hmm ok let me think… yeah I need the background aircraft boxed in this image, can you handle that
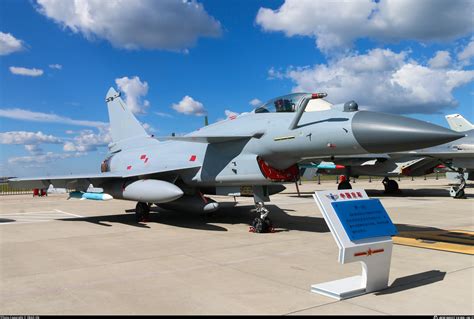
[303,114,473,198]
[9,89,463,232]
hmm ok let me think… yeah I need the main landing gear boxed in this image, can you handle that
[135,202,150,222]
[382,177,400,194]
[449,170,467,199]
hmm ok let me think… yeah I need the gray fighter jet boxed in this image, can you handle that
[305,114,473,198]
[9,89,463,232]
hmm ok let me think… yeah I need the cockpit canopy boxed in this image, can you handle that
[254,93,307,113]
[254,93,333,113]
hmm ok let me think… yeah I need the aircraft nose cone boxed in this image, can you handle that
[352,111,464,153]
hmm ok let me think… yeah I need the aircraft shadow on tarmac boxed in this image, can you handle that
[58,201,464,235]
[0,218,15,223]
[366,188,473,198]
[59,202,331,233]
[375,270,446,296]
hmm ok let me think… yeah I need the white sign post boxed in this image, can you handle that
[311,189,396,300]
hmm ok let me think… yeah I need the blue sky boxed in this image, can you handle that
[0,0,473,177]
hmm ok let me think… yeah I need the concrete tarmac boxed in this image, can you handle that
[1,178,473,315]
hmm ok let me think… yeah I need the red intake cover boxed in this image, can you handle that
[257,157,299,182]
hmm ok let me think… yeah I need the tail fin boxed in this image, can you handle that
[106,87,148,143]
[445,114,474,132]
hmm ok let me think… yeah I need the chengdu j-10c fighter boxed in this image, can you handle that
[9,89,463,232]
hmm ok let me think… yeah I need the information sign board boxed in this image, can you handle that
[331,199,398,241]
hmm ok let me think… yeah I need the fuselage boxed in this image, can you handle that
[104,108,366,187]
[103,103,465,187]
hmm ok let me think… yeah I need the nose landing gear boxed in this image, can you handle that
[249,186,274,233]
[250,202,274,233]
[449,170,467,199]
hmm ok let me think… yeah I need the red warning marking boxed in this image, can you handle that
[144,158,148,164]
[356,192,362,198]
[345,192,352,199]
[140,154,146,160]
[189,155,197,162]
[127,165,132,170]
[354,251,367,257]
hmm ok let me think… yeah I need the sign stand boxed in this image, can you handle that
[311,189,397,300]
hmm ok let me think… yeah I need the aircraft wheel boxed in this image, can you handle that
[251,217,273,233]
[384,179,399,193]
[135,202,150,222]
[338,181,352,190]
[454,188,465,199]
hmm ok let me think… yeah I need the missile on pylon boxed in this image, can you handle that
[68,191,113,201]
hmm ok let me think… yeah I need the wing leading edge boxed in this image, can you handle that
[8,165,201,190]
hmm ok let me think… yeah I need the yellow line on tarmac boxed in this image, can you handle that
[393,230,474,255]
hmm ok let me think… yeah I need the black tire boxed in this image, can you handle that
[338,181,352,190]
[253,218,264,233]
[264,217,273,230]
[384,180,399,193]
[135,210,144,222]
[135,202,150,222]
[252,217,272,233]
[388,180,399,190]
[455,189,465,199]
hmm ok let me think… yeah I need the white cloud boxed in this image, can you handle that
[63,128,111,152]
[0,131,62,145]
[36,0,222,51]
[172,95,207,116]
[115,76,150,114]
[256,0,473,52]
[267,67,284,80]
[0,32,25,55]
[282,48,474,114]
[458,39,474,64]
[249,98,262,107]
[49,64,62,69]
[9,66,44,77]
[154,112,173,118]
[428,51,451,69]
[24,144,44,155]
[8,151,85,165]
[0,108,107,128]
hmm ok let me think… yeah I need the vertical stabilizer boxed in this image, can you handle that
[106,87,148,143]
[446,114,474,132]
